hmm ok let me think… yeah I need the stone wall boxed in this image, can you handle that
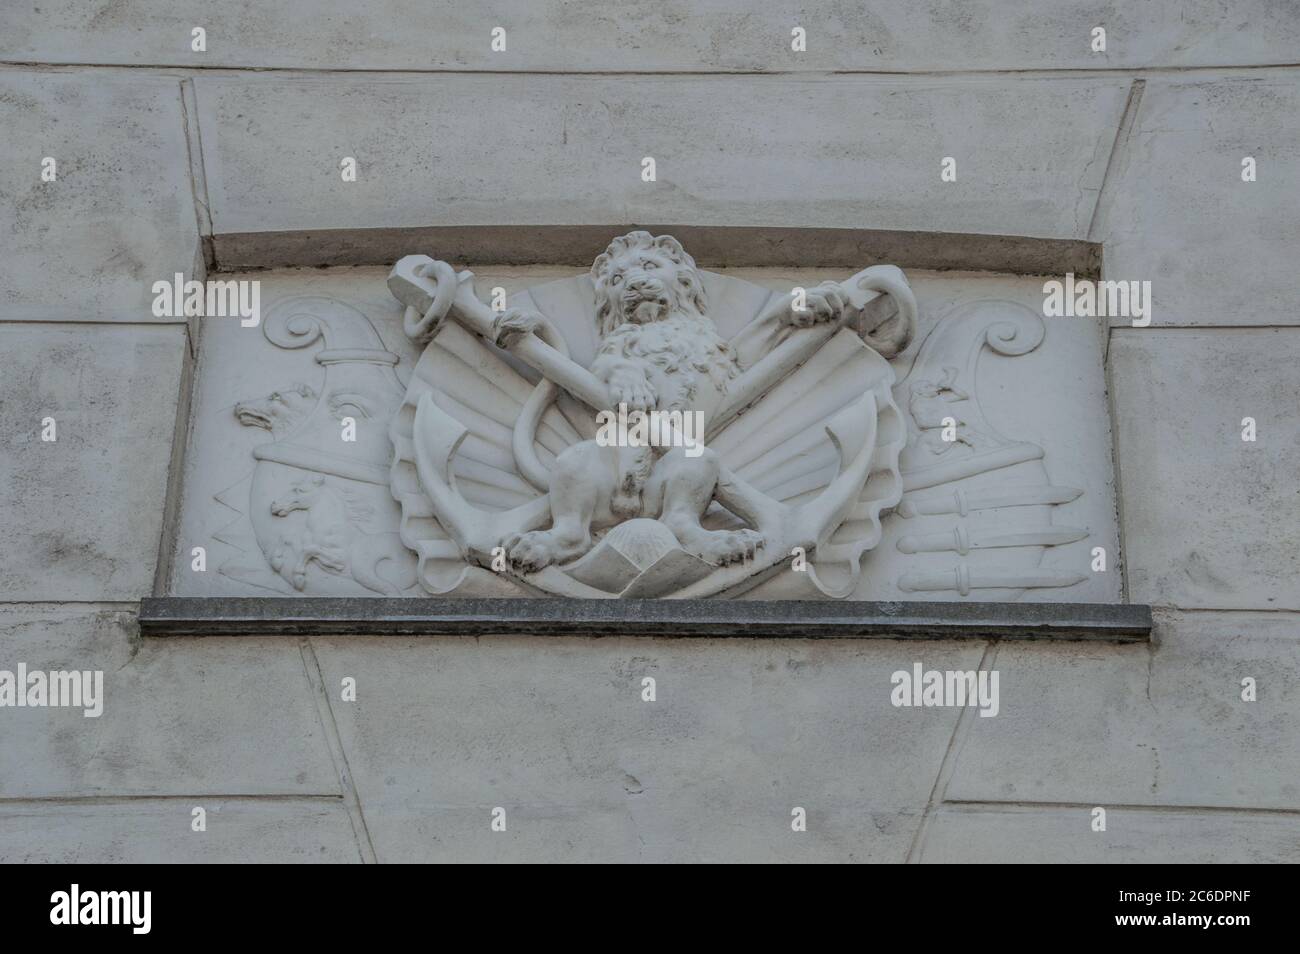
[1,2,1296,862]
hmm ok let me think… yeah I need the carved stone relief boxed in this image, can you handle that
[224,298,416,596]
[174,231,1121,602]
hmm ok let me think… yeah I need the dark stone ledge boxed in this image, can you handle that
[213,224,1101,278]
[139,598,1151,641]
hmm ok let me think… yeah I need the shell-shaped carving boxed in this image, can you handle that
[705,328,906,596]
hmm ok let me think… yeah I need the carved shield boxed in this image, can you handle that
[234,298,417,596]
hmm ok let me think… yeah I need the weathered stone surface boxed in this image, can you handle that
[1109,329,1300,610]
[1095,75,1300,327]
[944,611,1300,809]
[4,2,1296,72]
[170,265,1121,605]
[2,0,1295,866]
[0,70,198,321]
[919,805,1300,863]
[0,799,360,863]
[0,323,186,601]
[195,74,1128,239]
[0,604,338,798]
[310,634,985,862]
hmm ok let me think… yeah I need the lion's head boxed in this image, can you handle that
[591,231,709,338]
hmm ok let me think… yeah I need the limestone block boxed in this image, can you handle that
[195,74,1128,239]
[0,799,361,863]
[0,604,339,798]
[4,2,1296,72]
[1109,329,1300,609]
[919,805,1300,863]
[309,634,986,862]
[0,323,186,601]
[944,611,1300,809]
[1094,75,1300,327]
[0,71,199,321]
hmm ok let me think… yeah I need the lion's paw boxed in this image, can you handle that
[607,370,657,413]
[502,530,559,573]
[686,528,764,566]
[491,308,545,348]
[784,281,847,328]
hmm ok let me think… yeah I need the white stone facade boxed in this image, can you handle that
[1,3,1297,862]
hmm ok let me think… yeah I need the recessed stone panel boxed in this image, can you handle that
[169,264,1121,605]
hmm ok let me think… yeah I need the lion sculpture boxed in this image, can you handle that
[492,231,848,572]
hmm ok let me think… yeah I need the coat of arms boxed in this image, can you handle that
[220,230,1091,602]
[385,230,917,599]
